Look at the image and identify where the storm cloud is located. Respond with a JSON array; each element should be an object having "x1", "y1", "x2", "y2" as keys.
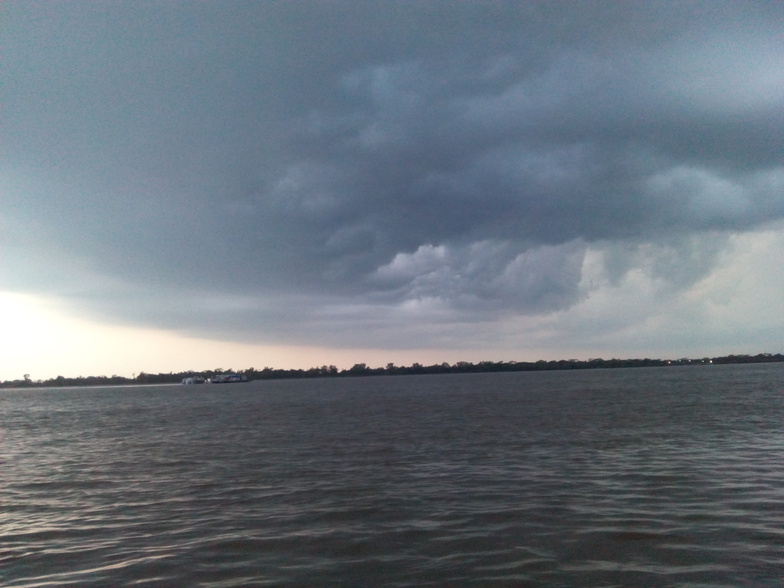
[{"x1": 4, "y1": 1, "x2": 783, "y2": 353}]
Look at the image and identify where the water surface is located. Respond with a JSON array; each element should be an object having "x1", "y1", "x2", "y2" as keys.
[{"x1": 2, "y1": 364, "x2": 784, "y2": 586}]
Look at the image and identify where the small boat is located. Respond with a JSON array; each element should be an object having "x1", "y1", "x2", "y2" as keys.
[{"x1": 181, "y1": 376, "x2": 206, "y2": 385}]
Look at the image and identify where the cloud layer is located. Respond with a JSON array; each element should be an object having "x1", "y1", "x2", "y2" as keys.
[{"x1": 4, "y1": 1, "x2": 783, "y2": 355}]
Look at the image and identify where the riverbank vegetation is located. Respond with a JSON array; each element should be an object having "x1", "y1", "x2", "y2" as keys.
[{"x1": 2, "y1": 353, "x2": 783, "y2": 389}]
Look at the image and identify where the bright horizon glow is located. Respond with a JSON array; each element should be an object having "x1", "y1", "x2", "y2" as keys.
[
  {"x1": 0, "y1": 292, "x2": 489, "y2": 381},
  {"x1": 0, "y1": 292, "x2": 350, "y2": 381}
]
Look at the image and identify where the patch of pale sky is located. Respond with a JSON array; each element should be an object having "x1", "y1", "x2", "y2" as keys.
[
  {"x1": 466, "y1": 225, "x2": 784, "y2": 362},
  {"x1": 563, "y1": 227, "x2": 784, "y2": 357},
  {"x1": 689, "y1": 224, "x2": 784, "y2": 326}
]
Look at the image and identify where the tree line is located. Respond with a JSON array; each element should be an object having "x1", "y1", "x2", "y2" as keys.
[{"x1": 2, "y1": 353, "x2": 783, "y2": 389}]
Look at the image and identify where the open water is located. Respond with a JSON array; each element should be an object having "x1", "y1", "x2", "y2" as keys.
[{"x1": 2, "y1": 364, "x2": 784, "y2": 587}]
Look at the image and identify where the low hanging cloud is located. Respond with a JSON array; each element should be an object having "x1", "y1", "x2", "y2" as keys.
[
  {"x1": 372, "y1": 240, "x2": 587, "y2": 314},
  {"x1": 3, "y1": 0, "x2": 783, "y2": 353}
]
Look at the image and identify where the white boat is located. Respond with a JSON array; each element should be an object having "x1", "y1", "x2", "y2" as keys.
[{"x1": 181, "y1": 376, "x2": 206, "y2": 384}]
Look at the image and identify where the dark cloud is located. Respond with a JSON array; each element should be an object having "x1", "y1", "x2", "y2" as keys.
[{"x1": 4, "y1": 0, "x2": 783, "y2": 349}]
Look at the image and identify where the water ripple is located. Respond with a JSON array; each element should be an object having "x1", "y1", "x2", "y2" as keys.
[{"x1": 2, "y1": 364, "x2": 784, "y2": 586}]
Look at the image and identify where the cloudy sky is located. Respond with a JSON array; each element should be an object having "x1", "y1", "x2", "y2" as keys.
[{"x1": 3, "y1": 1, "x2": 783, "y2": 380}]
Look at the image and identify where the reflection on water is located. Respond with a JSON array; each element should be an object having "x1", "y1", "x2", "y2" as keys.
[{"x1": 2, "y1": 364, "x2": 784, "y2": 586}]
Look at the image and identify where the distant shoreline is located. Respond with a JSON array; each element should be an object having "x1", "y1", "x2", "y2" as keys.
[{"x1": 3, "y1": 353, "x2": 783, "y2": 389}]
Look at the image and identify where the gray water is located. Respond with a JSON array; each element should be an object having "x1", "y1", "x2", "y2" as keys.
[{"x1": 2, "y1": 364, "x2": 784, "y2": 587}]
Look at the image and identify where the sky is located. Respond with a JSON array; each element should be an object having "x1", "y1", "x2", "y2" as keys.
[{"x1": 2, "y1": 1, "x2": 783, "y2": 381}]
